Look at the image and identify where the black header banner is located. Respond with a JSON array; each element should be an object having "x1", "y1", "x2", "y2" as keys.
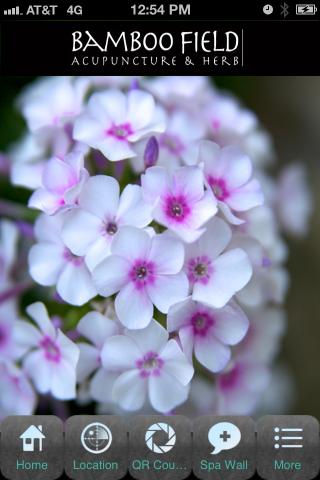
[{"x1": 0, "y1": 0, "x2": 319, "y2": 75}]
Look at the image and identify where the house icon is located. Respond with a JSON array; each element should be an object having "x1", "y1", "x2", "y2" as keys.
[{"x1": 19, "y1": 425, "x2": 46, "y2": 452}]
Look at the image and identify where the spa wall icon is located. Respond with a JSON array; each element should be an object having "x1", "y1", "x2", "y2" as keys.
[{"x1": 19, "y1": 425, "x2": 45, "y2": 452}]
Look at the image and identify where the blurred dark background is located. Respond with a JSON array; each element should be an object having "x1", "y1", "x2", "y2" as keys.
[{"x1": 0, "y1": 76, "x2": 319, "y2": 418}]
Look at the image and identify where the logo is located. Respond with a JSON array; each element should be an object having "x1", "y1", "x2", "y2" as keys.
[
  {"x1": 208, "y1": 422, "x2": 241, "y2": 455},
  {"x1": 81, "y1": 422, "x2": 112, "y2": 454},
  {"x1": 145, "y1": 423, "x2": 176, "y2": 454}
]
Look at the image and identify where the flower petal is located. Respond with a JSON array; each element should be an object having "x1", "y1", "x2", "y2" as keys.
[
  {"x1": 117, "y1": 184, "x2": 152, "y2": 227},
  {"x1": 92, "y1": 255, "x2": 130, "y2": 297},
  {"x1": 186, "y1": 190, "x2": 218, "y2": 230},
  {"x1": 113, "y1": 370, "x2": 147, "y2": 411},
  {"x1": 28, "y1": 188, "x2": 61, "y2": 214},
  {"x1": 149, "y1": 235, "x2": 185, "y2": 274},
  {"x1": 50, "y1": 359, "x2": 77, "y2": 399},
  {"x1": 194, "y1": 335, "x2": 231, "y2": 373},
  {"x1": 148, "y1": 371, "x2": 190, "y2": 412},
  {"x1": 13, "y1": 320, "x2": 42, "y2": 353},
  {"x1": 77, "y1": 311, "x2": 119, "y2": 347},
  {"x1": 26, "y1": 302, "x2": 56, "y2": 337},
  {"x1": 28, "y1": 243, "x2": 65, "y2": 286},
  {"x1": 77, "y1": 343, "x2": 99, "y2": 382},
  {"x1": 90, "y1": 369, "x2": 119, "y2": 403},
  {"x1": 23, "y1": 350, "x2": 51, "y2": 394},
  {"x1": 78, "y1": 175, "x2": 120, "y2": 219},
  {"x1": 161, "y1": 339, "x2": 194, "y2": 385},
  {"x1": 173, "y1": 166, "x2": 205, "y2": 203},
  {"x1": 178, "y1": 325, "x2": 195, "y2": 362},
  {"x1": 115, "y1": 283, "x2": 154, "y2": 329},
  {"x1": 127, "y1": 90, "x2": 156, "y2": 130},
  {"x1": 57, "y1": 262, "x2": 97, "y2": 306},
  {"x1": 227, "y1": 179, "x2": 264, "y2": 212},
  {"x1": 111, "y1": 226, "x2": 152, "y2": 261},
  {"x1": 167, "y1": 297, "x2": 195, "y2": 332},
  {"x1": 219, "y1": 147, "x2": 252, "y2": 189},
  {"x1": 61, "y1": 209, "x2": 102, "y2": 256},
  {"x1": 101, "y1": 334, "x2": 141, "y2": 370},
  {"x1": 195, "y1": 216, "x2": 232, "y2": 260},
  {"x1": 213, "y1": 303, "x2": 249, "y2": 345},
  {"x1": 126, "y1": 319, "x2": 168, "y2": 354},
  {"x1": 85, "y1": 236, "x2": 113, "y2": 272},
  {"x1": 147, "y1": 272, "x2": 189, "y2": 314},
  {"x1": 141, "y1": 166, "x2": 170, "y2": 205},
  {"x1": 42, "y1": 157, "x2": 77, "y2": 193}
]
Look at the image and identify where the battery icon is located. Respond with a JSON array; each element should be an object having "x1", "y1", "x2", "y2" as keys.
[{"x1": 296, "y1": 3, "x2": 317, "y2": 14}]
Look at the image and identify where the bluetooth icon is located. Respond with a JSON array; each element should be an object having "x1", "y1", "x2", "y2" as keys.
[{"x1": 280, "y1": 2, "x2": 289, "y2": 17}]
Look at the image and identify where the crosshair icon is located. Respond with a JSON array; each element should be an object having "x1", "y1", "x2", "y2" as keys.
[{"x1": 80, "y1": 422, "x2": 112, "y2": 454}]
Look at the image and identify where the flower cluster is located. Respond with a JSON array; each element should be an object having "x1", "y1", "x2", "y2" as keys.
[{"x1": 0, "y1": 76, "x2": 312, "y2": 418}]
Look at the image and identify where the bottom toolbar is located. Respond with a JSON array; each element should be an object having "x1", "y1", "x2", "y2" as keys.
[{"x1": 0, "y1": 415, "x2": 319, "y2": 480}]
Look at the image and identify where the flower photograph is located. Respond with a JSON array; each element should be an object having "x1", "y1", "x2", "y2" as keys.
[{"x1": 0, "y1": 76, "x2": 317, "y2": 419}]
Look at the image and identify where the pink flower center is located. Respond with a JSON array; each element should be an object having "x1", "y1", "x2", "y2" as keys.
[
  {"x1": 191, "y1": 311, "x2": 214, "y2": 337},
  {"x1": 218, "y1": 364, "x2": 241, "y2": 391},
  {"x1": 129, "y1": 260, "x2": 155, "y2": 290},
  {"x1": 159, "y1": 133, "x2": 185, "y2": 155},
  {"x1": 136, "y1": 351, "x2": 164, "y2": 378},
  {"x1": 40, "y1": 336, "x2": 61, "y2": 363},
  {"x1": 63, "y1": 248, "x2": 84, "y2": 267},
  {"x1": 207, "y1": 177, "x2": 229, "y2": 201},
  {"x1": 165, "y1": 195, "x2": 191, "y2": 223},
  {"x1": 106, "y1": 221, "x2": 118, "y2": 236},
  {"x1": 187, "y1": 255, "x2": 213, "y2": 284},
  {"x1": 106, "y1": 123, "x2": 133, "y2": 141}
]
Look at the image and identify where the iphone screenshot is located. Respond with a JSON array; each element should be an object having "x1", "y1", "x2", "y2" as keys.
[{"x1": 0, "y1": 0, "x2": 319, "y2": 479}]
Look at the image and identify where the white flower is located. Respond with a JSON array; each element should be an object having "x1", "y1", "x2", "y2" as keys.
[
  {"x1": 92, "y1": 226, "x2": 188, "y2": 329},
  {"x1": 76, "y1": 311, "x2": 121, "y2": 403},
  {"x1": 14, "y1": 302, "x2": 79, "y2": 400},
  {"x1": 229, "y1": 234, "x2": 289, "y2": 307},
  {"x1": 168, "y1": 297, "x2": 248, "y2": 373},
  {"x1": 0, "y1": 362, "x2": 36, "y2": 419},
  {"x1": 184, "y1": 216, "x2": 252, "y2": 308},
  {"x1": 141, "y1": 165, "x2": 217, "y2": 243},
  {"x1": 199, "y1": 140, "x2": 264, "y2": 224},
  {"x1": 28, "y1": 213, "x2": 97, "y2": 306},
  {"x1": 236, "y1": 307, "x2": 286, "y2": 363},
  {"x1": 101, "y1": 319, "x2": 194, "y2": 412},
  {"x1": 62, "y1": 175, "x2": 152, "y2": 271},
  {"x1": 28, "y1": 150, "x2": 89, "y2": 215},
  {"x1": 215, "y1": 360, "x2": 270, "y2": 415},
  {"x1": 19, "y1": 76, "x2": 88, "y2": 132},
  {"x1": 73, "y1": 89, "x2": 165, "y2": 161},
  {"x1": 276, "y1": 163, "x2": 312, "y2": 237}
]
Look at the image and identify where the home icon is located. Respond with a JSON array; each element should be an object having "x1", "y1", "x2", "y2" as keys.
[{"x1": 19, "y1": 425, "x2": 46, "y2": 452}]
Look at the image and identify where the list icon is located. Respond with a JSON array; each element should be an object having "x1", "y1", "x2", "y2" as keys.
[{"x1": 257, "y1": 415, "x2": 319, "y2": 480}]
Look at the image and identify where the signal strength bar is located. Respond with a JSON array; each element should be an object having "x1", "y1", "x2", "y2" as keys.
[{"x1": 3, "y1": 6, "x2": 21, "y2": 15}]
